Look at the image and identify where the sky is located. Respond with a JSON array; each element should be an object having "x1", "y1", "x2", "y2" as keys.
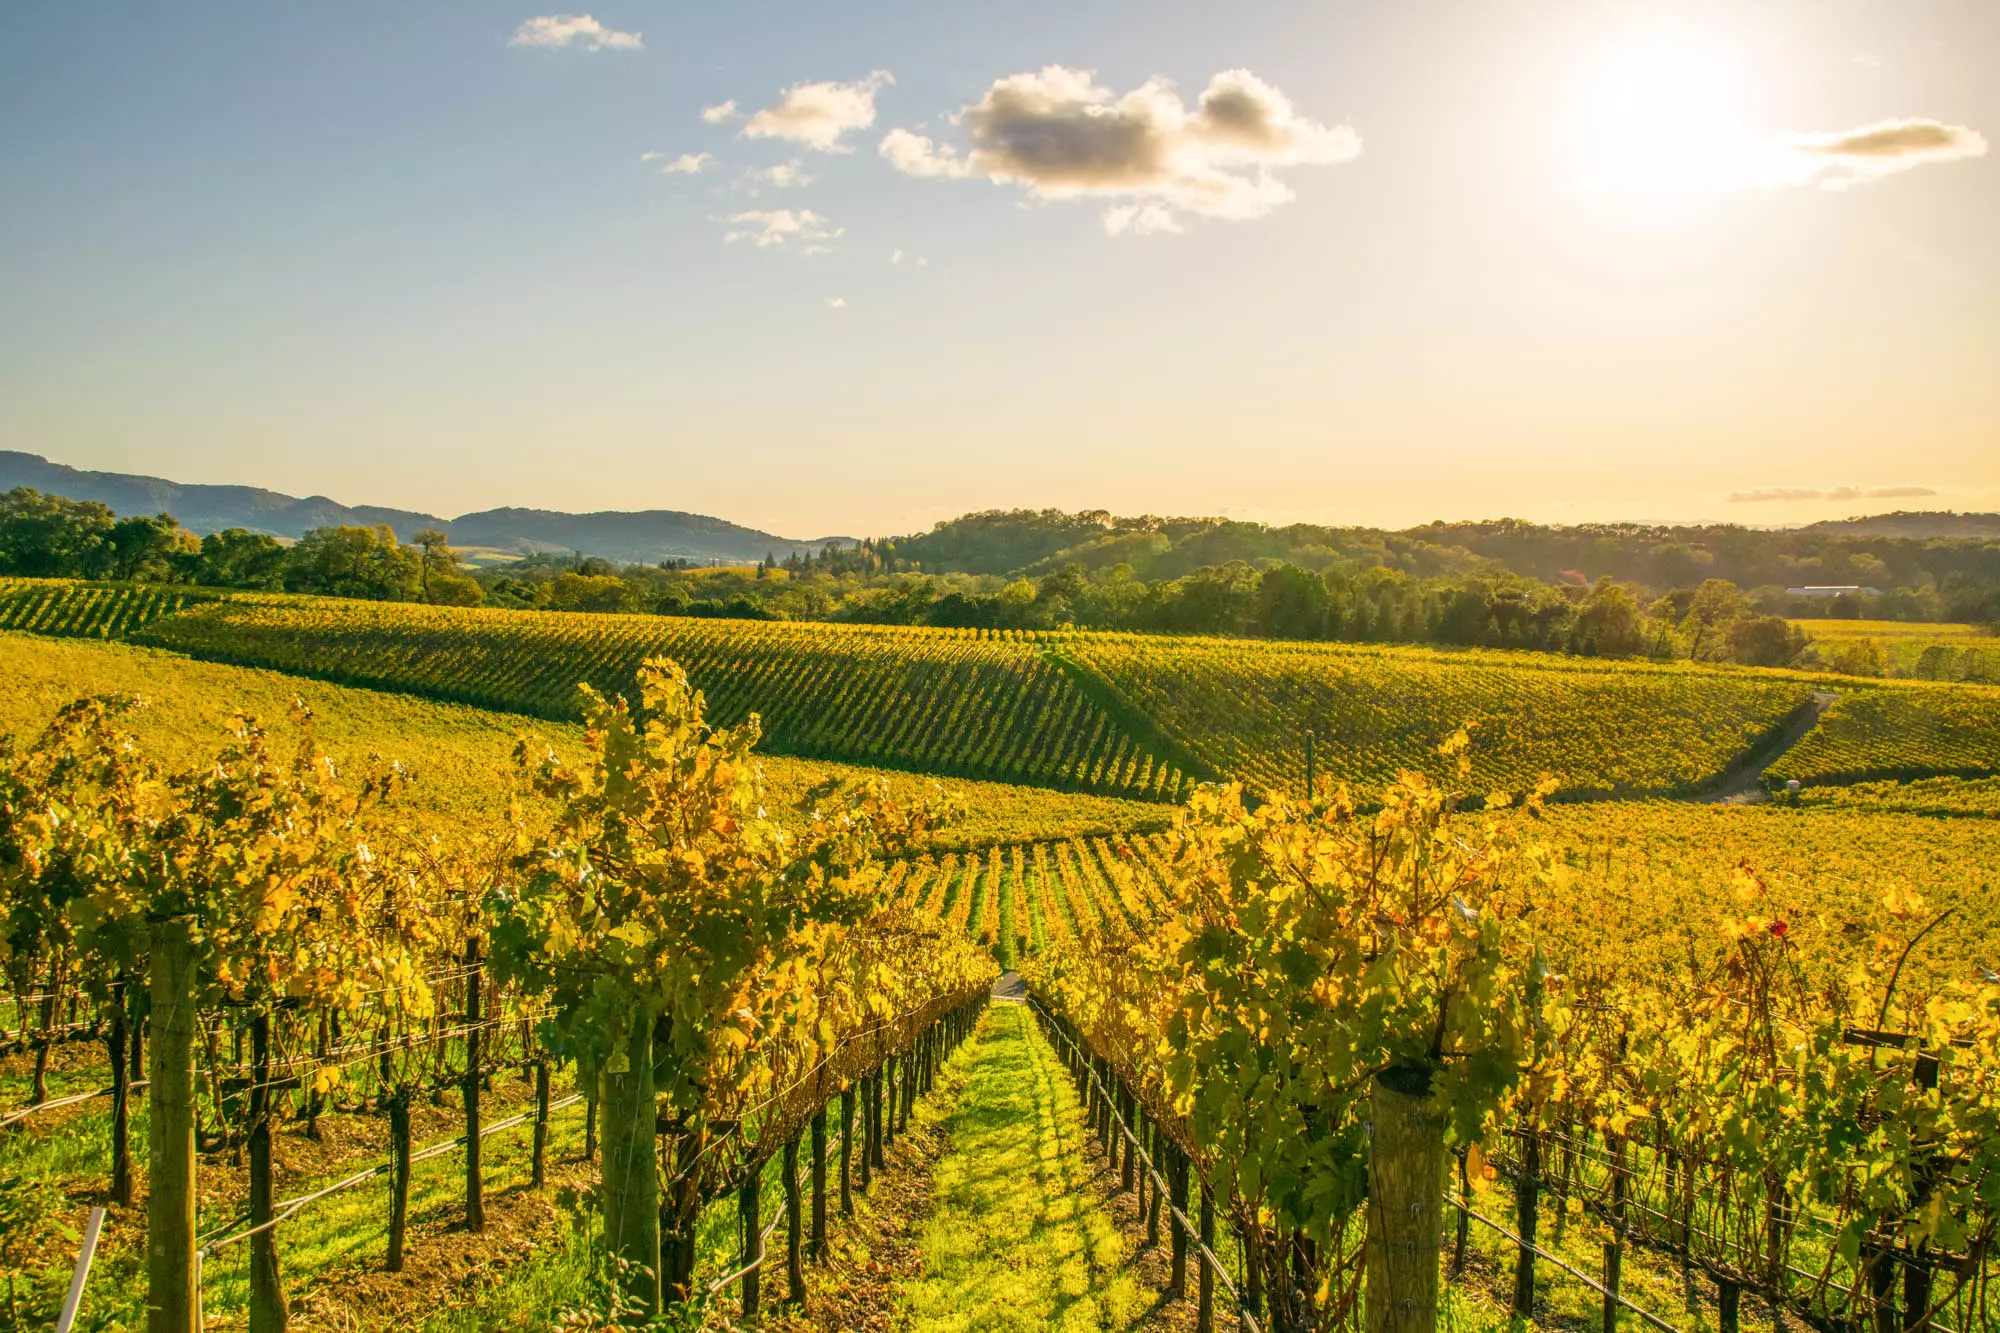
[{"x1": 1, "y1": 1, "x2": 1994, "y2": 539}]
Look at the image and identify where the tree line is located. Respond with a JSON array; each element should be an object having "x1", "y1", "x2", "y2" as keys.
[{"x1": 4, "y1": 487, "x2": 1989, "y2": 672}]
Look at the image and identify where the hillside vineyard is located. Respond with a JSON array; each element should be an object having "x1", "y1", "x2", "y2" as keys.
[
  {"x1": 5, "y1": 577, "x2": 1998, "y2": 801},
  {"x1": 2, "y1": 602, "x2": 1998, "y2": 1333}
]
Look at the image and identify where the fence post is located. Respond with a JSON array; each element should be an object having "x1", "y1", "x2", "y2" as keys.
[
  {"x1": 741, "y1": 1157, "x2": 764, "y2": 1319},
  {"x1": 462, "y1": 939, "x2": 485, "y2": 1233},
  {"x1": 1719, "y1": 1278, "x2": 1742, "y2": 1333},
  {"x1": 1366, "y1": 1068, "x2": 1445, "y2": 1333},
  {"x1": 148, "y1": 916, "x2": 198, "y2": 1333},
  {"x1": 1512, "y1": 1121, "x2": 1541, "y2": 1319},
  {"x1": 248, "y1": 1010, "x2": 289, "y2": 1332},
  {"x1": 811, "y1": 1107, "x2": 828, "y2": 1260}
]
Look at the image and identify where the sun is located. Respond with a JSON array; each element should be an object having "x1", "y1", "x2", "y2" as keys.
[{"x1": 1571, "y1": 31, "x2": 1761, "y2": 194}]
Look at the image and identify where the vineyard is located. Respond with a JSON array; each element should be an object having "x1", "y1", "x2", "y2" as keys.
[
  {"x1": 0, "y1": 578, "x2": 216, "y2": 639},
  {"x1": 1796, "y1": 619, "x2": 2000, "y2": 682},
  {"x1": 4, "y1": 633, "x2": 1999, "y2": 1332},
  {"x1": 2, "y1": 580, "x2": 1998, "y2": 805},
  {"x1": 130, "y1": 595, "x2": 1190, "y2": 800},
  {"x1": 1765, "y1": 681, "x2": 2000, "y2": 785},
  {"x1": 1059, "y1": 631, "x2": 1821, "y2": 798},
  {"x1": 0, "y1": 631, "x2": 1173, "y2": 854},
  {"x1": 1022, "y1": 771, "x2": 2000, "y2": 1333},
  {"x1": 0, "y1": 661, "x2": 995, "y2": 1329}
]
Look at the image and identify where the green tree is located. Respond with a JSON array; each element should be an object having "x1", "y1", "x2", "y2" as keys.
[
  {"x1": 1682, "y1": 578, "x2": 1749, "y2": 660},
  {"x1": 1724, "y1": 614, "x2": 1805, "y2": 667},
  {"x1": 283, "y1": 525, "x2": 422, "y2": 601},
  {"x1": 546, "y1": 571, "x2": 633, "y2": 613},
  {"x1": 411, "y1": 529, "x2": 482, "y2": 606},
  {"x1": 1571, "y1": 578, "x2": 1645, "y2": 656},
  {"x1": 108, "y1": 513, "x2": 193, "y2": 582},
  {"x1": 1256, "y1": 564, "x2": 1331, "y2": 640},
  {"x1": 190, "y1": 529, "x2": 288, "y2": 589},
  {"x1": 0, "y1": 488, "x2": 116, "y2": 578}
]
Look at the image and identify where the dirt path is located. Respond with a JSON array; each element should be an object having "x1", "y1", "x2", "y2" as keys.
[{"x1": 1702, "y1": 690, "x2": 1838, "y2": 804}]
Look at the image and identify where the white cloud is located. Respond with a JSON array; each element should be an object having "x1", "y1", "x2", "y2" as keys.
[
  {"x1": 745, "y1": 71, "x2": 894, "y2": 152},
  {"x1": 701, "y1": 100, "x2": 738, "y2": 125},
  {"x1": 890, "y1": 247, "x2": 904, "y2": 263},
  {"x1": 1586, "y1": 116, "x2": 1988, "y2": 195},
  {"x1": 509, "y1": 14, "x2": 642, "y2": 51},
  {"x1": 1774, "y1": 118, "x2": 1987, "y2": 188},
  {"x1": 879, "y1": 66, "x2": 1359, "y2": 235},
  {"x1": 721, "y1": 208, "x2": 842, "y2": 249},
  {"x1": 1727, "y1": 485, "x2": 1938, "y2": 504},
  {"x1": 651, "y1": 152, "x2": 712, "y2": 175},
  {"x1": 738, "y1": 159, "x2": 815, "y2": 191},
  {"x1": 826, "y1": 296, "x2": 847, "y2": 308},
  {"x1": 1103, "y1": 202, "x2": 1182, "y2": 236}
]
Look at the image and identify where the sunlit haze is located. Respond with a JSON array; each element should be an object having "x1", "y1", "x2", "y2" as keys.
[{"x1": 1, "y1": 0, "x2": 1993, "y2": 536}]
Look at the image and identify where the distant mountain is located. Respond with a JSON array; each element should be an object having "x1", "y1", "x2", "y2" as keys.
[
  {"x1": 446, "y1": 507, "x2": 849, "y2": 567},
  {"x1": 0, "y1": 451, "x2": 846, "y2": 567},
  {"x1": 0, "y1": 449, "x2": 442, "y2": 541},
  {"x1": 1800, "y1": 510, "x2": 2000, "y2": 540}
]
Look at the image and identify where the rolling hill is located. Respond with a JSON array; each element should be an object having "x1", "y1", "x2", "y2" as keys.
[{"x1": 0, "y1": 450, "x2": 846, "y2": 566}]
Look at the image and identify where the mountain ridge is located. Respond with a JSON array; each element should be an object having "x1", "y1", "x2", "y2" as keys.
[{"x1": 0, "y1": 451, "x2": 848, "y2": 566}]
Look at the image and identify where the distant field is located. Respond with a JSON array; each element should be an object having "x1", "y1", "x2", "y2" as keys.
[
  {"x1": 0, "y1": 632, "x2": 1170, "y2": 852},
  {"x1": 1794, "y1": 617, "x2": 1998, "y2": 680}
]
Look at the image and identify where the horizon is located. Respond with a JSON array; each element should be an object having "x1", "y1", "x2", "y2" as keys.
[
  {"x1": 2, "y1": 1, "x2": 1995, "y2": 535},
  {"x1": 6, "y1": 447, "x2": 1980, "y2": 542}
]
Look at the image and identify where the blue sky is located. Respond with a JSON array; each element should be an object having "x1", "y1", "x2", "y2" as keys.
[{"x1": 1, "y1": 1, "x2": 1994, "y2": 537}]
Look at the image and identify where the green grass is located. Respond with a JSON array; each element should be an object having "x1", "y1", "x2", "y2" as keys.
[{"x1": 895, "y1": 1003, "x2": 1152, "y2": 1332}]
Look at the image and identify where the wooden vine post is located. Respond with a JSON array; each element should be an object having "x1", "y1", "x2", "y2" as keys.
[
  {"x1": 109, "y1": 973, "x2": 133, "y2": 1206},
  {"x1": 1602, "y1": 1129, "x2": 1626, "y2": 1333},
  {"x1": 811, "y1": 1106, "x2": 828, "y2": 1259},
  {"x1": 840, "y1": 1084, "x2": 856, "y2": 1214},
  {"x1": 386, "y1": 1088, "x2": 413, "y2": 1272},
  {"x1": 462, "y1": 938, "x2": 485, "y2": 1233},
  {"x1": 531, "y1": 1056, "x2": 550, "y2": 1189},
  {"x1": 248, "y1": 1010, "x2": 289, "y2": 1332},
  {"x1": 1168, "y1": 1140, "x2": 1190, "y2": 1300},
  {"x1": 147, "y1": 916, "x2": 198, "y2": 1333},
  {"x1": 740, "y1": 1156, "x2": 764, "y2": 1318},
  {"x1": 1198, "y1": 1179, "x2": 1216, "y2": 1333},
  {"x1": 784, "y1": 1133, "x2": 805, "y2": 1302},
  {"x1": 1365, "y1": 1067, "x2": 1446, "y2": 1333},
  {"x1": 1512, "y1": 1120, "x2": 1541, "y2": 1319}
]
